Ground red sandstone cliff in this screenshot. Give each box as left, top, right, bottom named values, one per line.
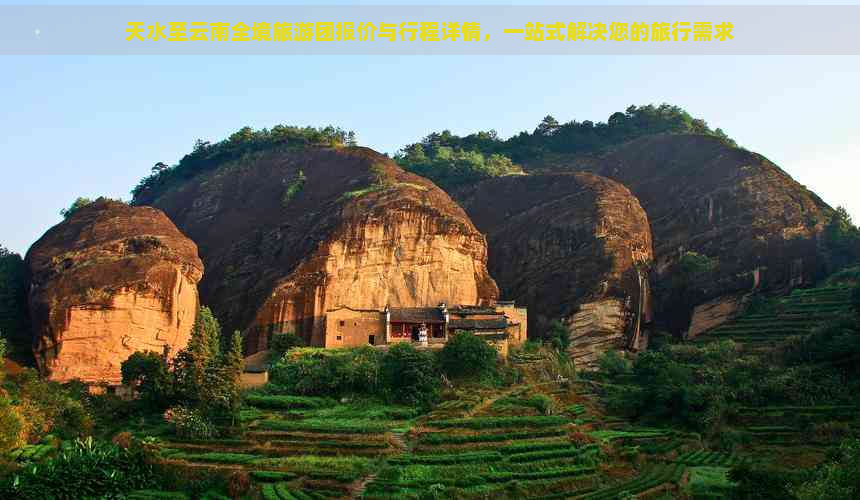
left=529, top=134, right=833, bottom=335
left=137, top=147, right=498, bottom=349
left=455, top=172, right=653, bottom=367
left=26, top=200, right=203, bottom=384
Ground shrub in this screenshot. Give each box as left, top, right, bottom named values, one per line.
left=729, top=463, right=805, bottom=499
left=163, top=406, right=215, bottom=439
left=269, top=348, right=366, bottom=396
left=547, top=320, right=571, bottom=353
left=381, top=342, right=440, bottom=408
left=792, top=438, right=860, bottom=499
left=598, top=349, right=631, bottom=378
left=269, top=332, right=304, bottom=357
left=0, top=437, right=157, bottom=499
left=7, top=369, right=94, bottom=442
left=122, top=351, right=174, bottom=410
left=0, top=397, right=23, bottom=452
left=438, top=331, right=498, bottom=380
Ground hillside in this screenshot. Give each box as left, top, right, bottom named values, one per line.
left=134, top=138, right=498, bottom=347
left=454, top=172, right=653, bottom=368
left=25, top=199, right=204, bottom=383
left=399, top=107, right=835, bottom=337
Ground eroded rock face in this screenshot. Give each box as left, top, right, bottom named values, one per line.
left=533, top=134, right=832, bottom=334
left=454, top=172, right=653, bottom=368
left=26, top=200, right=203, bottom=384
left=138, top=147, right=498, bottom=349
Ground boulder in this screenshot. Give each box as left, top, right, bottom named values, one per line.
left=137, top=147, right=498, bottom=349
left=454, top=172, right=653, bottom=368
left=26, top=199, right=203, bottom=383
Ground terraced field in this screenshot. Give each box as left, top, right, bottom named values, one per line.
left=147, top=396, right=413, bottom=498
left=696, top=286, right=853, bottom=348
left=126, top=376, right=715, bottom=499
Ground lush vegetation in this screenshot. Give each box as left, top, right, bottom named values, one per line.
left=269, top=332, right=505, bottom=408
left=0, top=246, right=28, bottom=361
left=131, top=125, right=354, bottom=203
left=396, top=104, right=735, bottom=189
left=824, top=206, right=860, bottom=274
left=121, top=306, right=245, bottom=434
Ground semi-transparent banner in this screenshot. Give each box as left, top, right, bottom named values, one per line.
left=2, top=5, right=859, bottom=55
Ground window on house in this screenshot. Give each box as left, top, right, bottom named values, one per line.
left=336, top=335, right=342, bottom=341
left=339, top=320, right=345, bottom=327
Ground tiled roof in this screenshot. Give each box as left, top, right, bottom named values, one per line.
left=449, top=305, right=498, bottom=315
left=449, top=318, right=508, bottom=330
left=243, top=350, right=271, bottom=373
left=390, top=307, right=445, bottom=323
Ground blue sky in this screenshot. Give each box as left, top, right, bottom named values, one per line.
left=2, top=1, right=859, bottom=255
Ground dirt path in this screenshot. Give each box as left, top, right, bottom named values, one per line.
left=349, top=473, right=377, bottom=499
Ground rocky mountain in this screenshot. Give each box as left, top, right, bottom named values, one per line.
left=454, top=172, right=653, bottom=367
left=26, top=199, right=203, bottom=384
left=558, top=134, right=833, bottom=335
left=135, top=146, right=498, bottom=349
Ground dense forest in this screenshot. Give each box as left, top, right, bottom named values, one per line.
left=395, top=104, right=736, bottom=189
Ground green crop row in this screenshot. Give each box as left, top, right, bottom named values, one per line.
left=250, top=471, right=298, bottom=482
left=417, top=428, right=567, bottom=445
left=366, top=465, right=596, bottom=493
left=388, top=451, right=503, bottom=466
left=430, top=415, right=569, bottom=430
left=255, top=418, right=388, bottom=434
left=126, top=491, right=189, bottom=500
left=581, top=464, right=685, bottom=500
left=170, top=451, right=259, bottom=464
left=244, top=394, right=335, bottom=410
left=507, top=445, right=598, bottom=464
left=268, top=438, right=389, bottom=450
left=588, top=429, right=669, bottom=442
left=261, top=483, right=333, bottom=500
left=675, top=450, right=742, bottom=467
left=497, top=440, right=572, bottom=455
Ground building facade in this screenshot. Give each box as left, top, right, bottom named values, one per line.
left=322, top=302, right=527, bottom=356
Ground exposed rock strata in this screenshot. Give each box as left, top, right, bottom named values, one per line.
left=455, top=172, right=653, bottom=368
left=139, top=147, right=498, bottom=349
left=26, top=200, right=203, bottom=383
left=533, top=134, right=832, bottom=334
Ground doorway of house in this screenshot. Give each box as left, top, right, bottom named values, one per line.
left=368, top=334, right=376, bottom=346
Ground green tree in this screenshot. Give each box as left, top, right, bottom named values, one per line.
left=270, top=332, right=304, bottom=358
left=381, top=342, right=440, bottom=408
left=824, top=206, right=860, bottom=272
left=219, top=331, right=245, bottom=426
left=120, top=351, right=173, bottom=410
left=438, top=331, right=499, bottom=380
left=547, top=320, right=570, bottom=352
left=60, top=197, right=94, bottom=218
left=793, top=439, right=860, bottom=499
left=535, top=115, right=560, bottom=136
left=346, top=130, right=358, bottom=146
left=173, top=306, right=222, bottom=405
left=0, top=246, right=29, bottom=360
